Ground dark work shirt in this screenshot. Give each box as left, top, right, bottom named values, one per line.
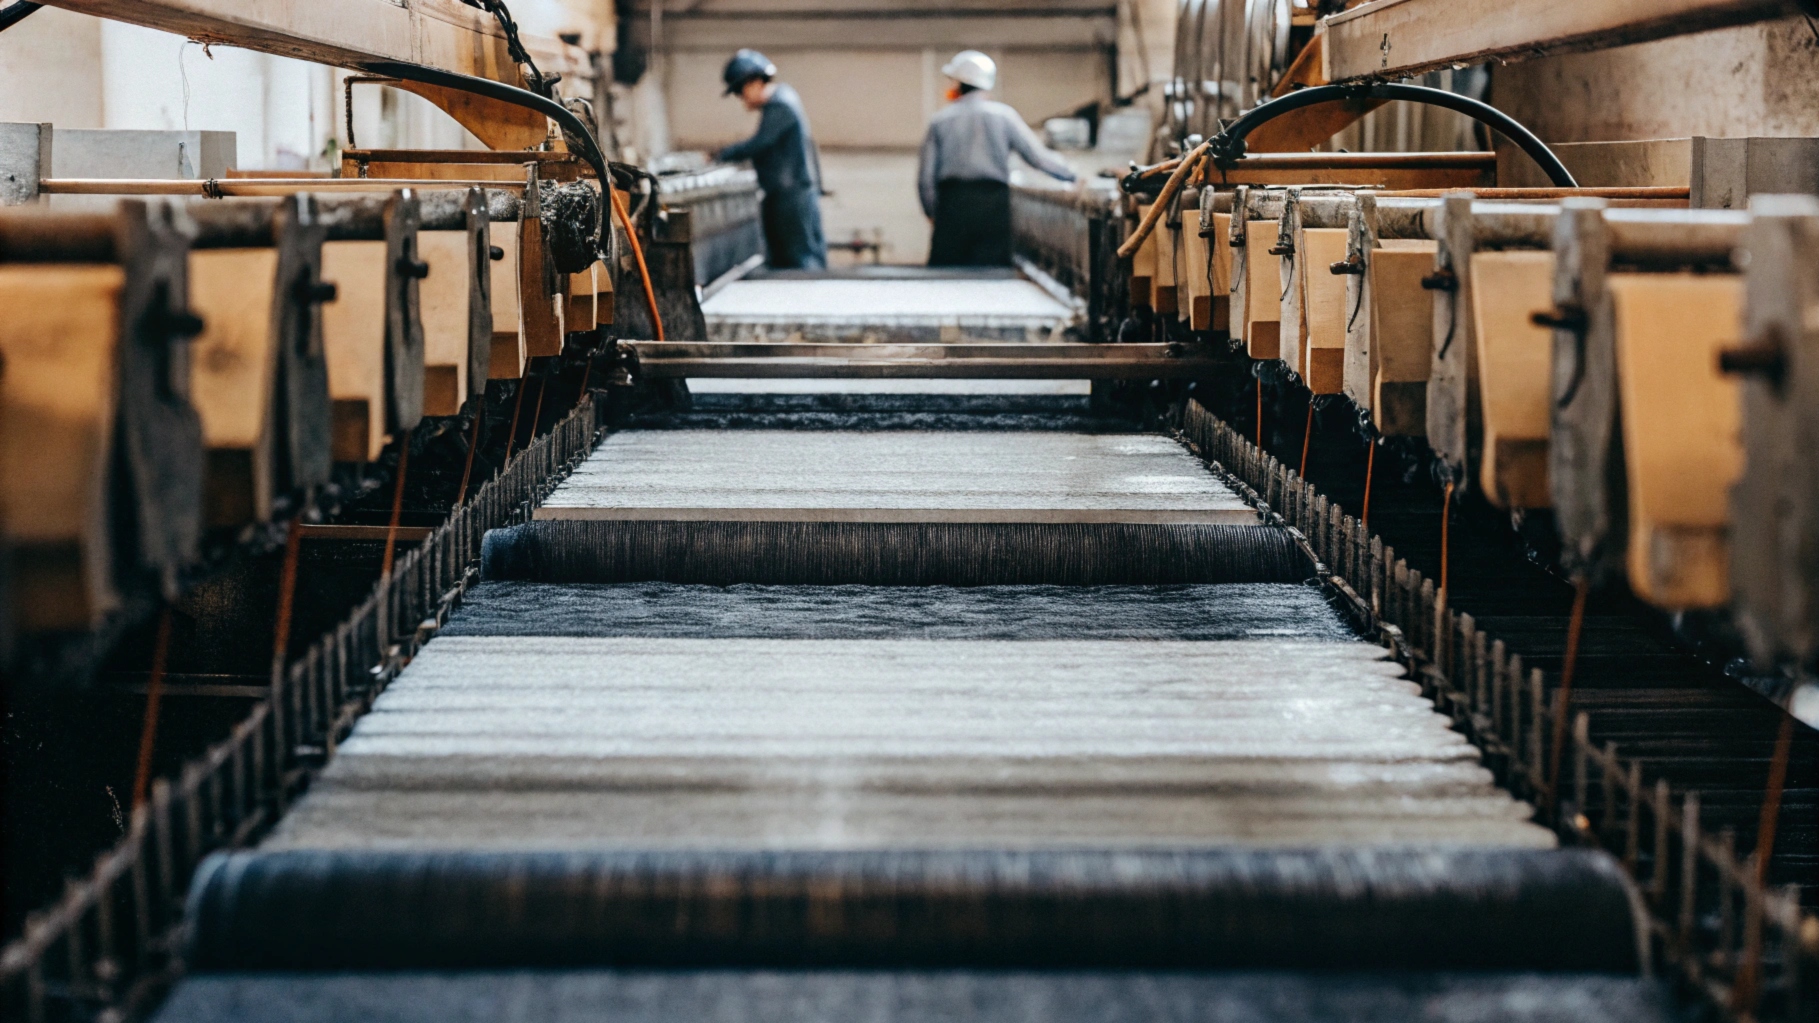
left=716, top=83, right=820, bottom=195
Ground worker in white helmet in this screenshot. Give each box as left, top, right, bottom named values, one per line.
left=917, top=50, right=1078, bottom=266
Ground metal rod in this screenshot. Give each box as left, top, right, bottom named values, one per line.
left=38, top=178, right=524, bottom=196
left=130, top=609, right=174, bottom=810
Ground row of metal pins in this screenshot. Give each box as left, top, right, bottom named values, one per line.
left=1, top=397, right=608, bottom=1023
left=1172, top=399, right=1812, bottom=1021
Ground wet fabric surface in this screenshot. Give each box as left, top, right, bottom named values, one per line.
left=156, top=970, right=1675, bottom=1023
left=442, top=581, right=1354, bottom=640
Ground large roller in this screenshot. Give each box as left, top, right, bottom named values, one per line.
left=184, top=847, right=1646, bottom=974
left=482, top=520, right=1308, bottom=586
left=488, top=428, right=1306, bottom=585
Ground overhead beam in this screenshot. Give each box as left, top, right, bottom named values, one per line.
left=1322, top=0, right=1800, bottom=82
left=37, top=0, right=564, bottom=86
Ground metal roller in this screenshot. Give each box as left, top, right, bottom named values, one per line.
left=480, top=520, right=1311, bottom=587
left=183, top=847, right=1648, bottom=974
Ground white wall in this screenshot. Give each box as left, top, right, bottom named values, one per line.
left=0, top=10, right=484, bottom=171
left=0, top=7, right=104, bottom=130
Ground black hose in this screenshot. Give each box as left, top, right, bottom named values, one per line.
left=1122, top=82, right=1577, bottom=197
left=0, top=1, right=43, bottom=32
left=1208, top=82, right=1577, bottom=188
left=361, top=59, right=616, bottom=255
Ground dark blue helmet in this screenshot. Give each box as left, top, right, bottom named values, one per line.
left=722, top=49, right=776, bottom=95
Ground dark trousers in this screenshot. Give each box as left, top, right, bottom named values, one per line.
left=929, top=179, right=1012, bottom=267
left=761, top=187, right=827, bottom=270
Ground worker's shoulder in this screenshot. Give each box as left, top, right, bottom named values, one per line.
left=930, top=97, right=1024, bottom=128
left=766, top=83, right=809, bottom=116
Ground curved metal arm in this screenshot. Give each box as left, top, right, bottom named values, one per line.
left=361, top=60, right=615, bottom=254
left=0, top=1, right=43, bottom=32
left=1210, top=82, right=1577, bottom=188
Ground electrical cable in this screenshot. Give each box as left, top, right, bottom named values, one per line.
left=0, top=1, right=41, bottom=33
left=610, top=184, right=665, bottom=341
left=357, top=52, right=667, bottom=343
left=1118, top=82, right=1576, bottom=258
left=456, top=0, right=553, bottom=97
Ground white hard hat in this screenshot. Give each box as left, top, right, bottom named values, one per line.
left=942, top=50, right=996, bottom=91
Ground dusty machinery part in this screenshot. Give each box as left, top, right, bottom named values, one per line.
left=538, top=180, right=601, bottom=275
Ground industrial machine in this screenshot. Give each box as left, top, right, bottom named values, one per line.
left=2, top=3, right=1816, bottom=1023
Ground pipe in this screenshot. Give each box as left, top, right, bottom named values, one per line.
left=1211, top=84, right=1576, bottom=188
left=39, top=178, right=522, bottom=196
left=1116, top=138, right=1211, bottom=260
left=0, top=1, right=42, bottom=32
left=1117, top=83, right=1574, bottom=258
left=359, top=59, right=614, bottom=252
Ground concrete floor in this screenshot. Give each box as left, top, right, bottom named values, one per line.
left=537, top=431, right=1258, bottom=524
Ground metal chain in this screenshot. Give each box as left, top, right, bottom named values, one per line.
left=458, top=0, right=553, bottom=96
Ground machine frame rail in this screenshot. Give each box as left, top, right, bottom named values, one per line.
left=619, top=341, right=1226, bottom=380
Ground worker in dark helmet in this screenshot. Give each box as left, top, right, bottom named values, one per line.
left=918, top=50, right=1077, bottom=267
left=716, top=49, right=828, bottom=270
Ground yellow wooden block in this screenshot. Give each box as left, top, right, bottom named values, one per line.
left=1471, top=250, right=1555, bottom=509
left=488, top=220, right=525, bottom=380
left=1244, top=238, right=1282, bottom=360
left=189, top=248, right=281, bottom=524
left=563, top=262, right=600, bottom=331
left=0, top=264, right=123, bottom=629
left=320, top=240, right=388, bottom=462
left=418, top=230, right=472, bottom=416
left=1184, top=207, right=1212, bottom=330
left=1210, top=213, right=1233, bottom=297
left=1610, top=273, right=1743, bottom=609
left=1301, top=228, right=1351, bottom=395
left=1155, top=216, right=1179, bottom=317
left=1368, top=239, right=1437, bottom=436
left=1130, top=204, right=1156, bottom=308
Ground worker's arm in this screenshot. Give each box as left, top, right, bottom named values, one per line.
left=1005, top=111, right=1077, bottom=184
left=917, top=130, right=940, bottom=219
left=718, top=103, right=791, bottom=164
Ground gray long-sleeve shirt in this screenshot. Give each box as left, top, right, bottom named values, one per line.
left=917, top=92, right=1077, bottom=217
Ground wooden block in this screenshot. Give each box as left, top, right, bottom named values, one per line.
left=1278, top=225, right=1303, bottom=378
left=566, top=269, right=594, bottom=332
left=1155, top=215, right=1179, bottom=318
left=1171, top=212, right=1200, bottom=324
left=1302, top=228, right=1351, bottom=395
left=1184, top=205, right=1213, bottom=331
left=1610, top=273, right=1743, bottom=609
left=1130, top=203, right=1157, bottom=309
left=1210, top=213, right=1233, bottom=297
left=519, top=213, right=562, bottom=358
left=1728, top=199, right=1819, bottom=669
left=1471, top=250, right=1555, bottom=509
left=0, top=264, right=122, bottom=630
left=1369, top=240, right=1437, bottom=436
left=320, top=240, right=389, bottom=462
left=190, top=248, right=280, bottom=524
left=419, top=230, right=472, bottom=415
left=488, top=220, right=526, bottom=380
left=1244, top=238, right=1282, bottom=360
left=1342, top=197, right=1377, bottom=410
